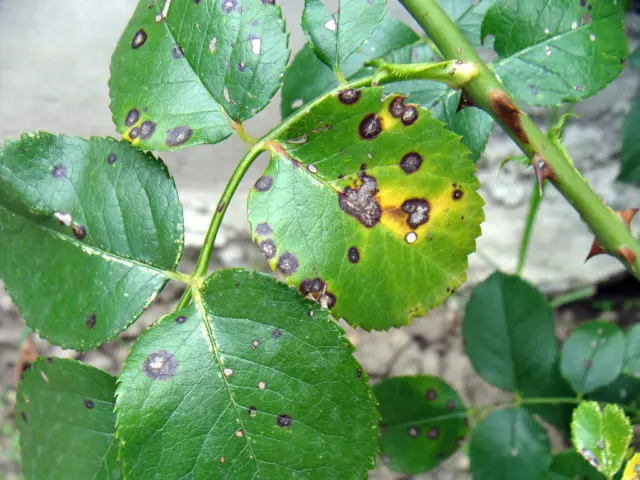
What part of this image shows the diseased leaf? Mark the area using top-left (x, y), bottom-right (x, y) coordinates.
top-left (550, 450), bottom-right (606, 480)
top-left (463, 272), bottom-right (556, 392)
top-left (618, 97), bottom-right (640, 183)
top-left (469, 408), bottom-right (551, 480)
top-left (622, 453), bottom-right (640, 480)
top-left (374, 376), bottom-right (468, 475)
top-left (571, 401), bottom-right (632, 478)
top-left (484, 0), bottom-right (628, 107)
top-left (560, 321), bottom-right (625, 394)
top-left (0, 133), bottom-right (183, 350)
top-left (301, 0), bottom-right (386, 73)
top-left (116, 269), bottom-right (379, 479)
top-left (249, 87), bottom-right (483, 330)
top-left (110, 0), bottom-right (289, 150)
top-left (16, 358), bottom-right (122, 480)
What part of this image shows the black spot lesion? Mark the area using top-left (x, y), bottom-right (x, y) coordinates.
top-left (72, 224), bottom-right (87, 240)
top-left (388, 95), bottom-right (419, 126)
top-left (338, 172), bottom-right (382, 228)
top-left (107, 153), bottom-right (117, 165)
top-left (85, 313), bottom-right (96, 329)
top-left (348, 246), bottom-right (360, 264)
top-left (165, 126), bottom-right (193, 147)
top-left (141, 350), bottom-right (178, 381)
top-left (254, 176), bottom-right (273, 192)
top-left (125, 108), bottom-right (140, 127)
top-left (259, 239), bottom-right (277, 259)
top-left (453, 188), bottom-right (463, 200)
top-left (255, 223), bottom-right (272, 235)
top-left (140, 121), bottom-right (157, 140)
top-left (172, 45), bottom-right (184, 59)
top-left (51, 163), bottom-right (67, 179)
top-left (276, 414), bottom-right (293, 428)
top-left (338, 89), bottom-right (361, 105)
top-left (400, 152), bottom-right (422, 174)
top-left (389, 96), bottom-right (407, 118)
top-left (277, 252), bottom-right (299, 275)
top-left (299, 277), bottom-right (336, 309)
top-left (221, 0), bottom-right (238, 13)
top-left (84, 399), bottom-right (95, 409)
top-left (402, 199), bottom-right (430, 228)
top-left (359, 114), bottom-right (382, 140)
top-left (131, 29), bottom-right (147, 49)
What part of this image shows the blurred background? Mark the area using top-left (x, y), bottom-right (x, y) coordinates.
top-left (1, 1), bottom-right (640, 478)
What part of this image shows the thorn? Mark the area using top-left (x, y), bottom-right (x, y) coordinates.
top-left (585, 208), bottom-right (639, 262)
top-left (618, 208), bottom-right (639, 228)
top-left (618, 247), bottom-right (637, 265)
top-left (532, 153), bottom-right (556, 193)
top-left (488, 89), bottom-right (529, 145)
top-left (456, 90), bottom-right (475, 112)
top-left (586, 240), bottom-right (607, 260)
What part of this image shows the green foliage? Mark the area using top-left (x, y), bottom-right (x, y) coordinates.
top-left (560, 321), bottom-right (625, 394)
top-left (618, 97), bottom-right (640, 183)
top-left (0, 133), bottom-right (183, 350)
top-left (248, 87), bottom-right (483, 330)
top-left (16, 358), bottom-right (121, 479)
top-left (571, 401), bottom-right (632, 478)
top-left (374, 376), bottom-right (468, 475)
top-left (116, 269), bottom-right (378, 479)
top-left (110, 0), bottom-right (289, 150)
top-left (549, 450), bottom-right (605, 480)
top-left (624, 323), bottom-right (640, 378)
top-left (483, 0), bottom-right (628, 107)
top-left (469, 408), bottom-right (551, 480)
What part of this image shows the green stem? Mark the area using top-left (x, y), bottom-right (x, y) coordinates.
top-left (400, 0), bottom-right (640, 279)
top-left (549, 285), bottom-right (596, 309)
top-left (516, 179), bottom-right (546, 276)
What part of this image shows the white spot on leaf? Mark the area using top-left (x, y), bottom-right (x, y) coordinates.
top-left (324, 18), bottom-right (337, 31)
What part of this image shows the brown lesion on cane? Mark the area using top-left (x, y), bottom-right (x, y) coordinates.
top-left (532, 153), bottom-right (557, 192)
top-left (488, 89), bottom-right (529, 145)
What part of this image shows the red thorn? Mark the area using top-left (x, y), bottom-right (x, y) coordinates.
top-left (618, 247), bottom-right (637, 265)
top-left (456, 90), bottom-right (475, 112)
top-left (586, 240), bottom-right (607, 261)
top-left (532, 153), bottom-right (556, 193)
top-left (585, 208), bottom-right (638, 262)
top-left (618, 208), bottom-right (639, 228)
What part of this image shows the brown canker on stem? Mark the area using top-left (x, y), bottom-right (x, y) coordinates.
top-left (586, 208), bottom-right (639, 262)
top-left (488, 89), bottom-right (529, 145)
top-left (532, 153), bottom-right (556, 193)
top-left (456, 90), bottom-right (475, 112)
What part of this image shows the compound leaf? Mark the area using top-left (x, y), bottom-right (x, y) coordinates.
top-left (0, 133), bottom-right (183, 350)
top-left (469, 408), bottom-right (551, 480)
top-left (16, 358), bottom-right (121, 480)
top-left (618, 97), bottom-right (640, 183)
top-left (374, 376), bottom-right (469, 475)
top-left (484, 0), bottom-right (628, 107)
top-left (571, 401), bottom-right (632, 478)
top-left (560, 321), bottom-right (625, 394)
top-left (116, 269), bottom-right (378, 479)
top-left (249, 87), bottom-right (483, 330)
top-left (301, 0), bottom-right (386, 73)
top-left (463, 272), bottom-right (557, 392)
top-left (110, 0), bottom-right (289, 150)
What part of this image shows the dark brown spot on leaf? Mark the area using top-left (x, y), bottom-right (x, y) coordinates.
top-left (259, 239), bottom-right (277, 259)
top-left (221, 0), bottom-right (238, 13)
top-left (107, 153), bottom-right (117, 165)
top-left (165, 126), bottom-right (193, 147)
top-left (400, 152), bottom-right (422, 174)
top-left (125, 108), bottom-right (140, 127)
top-left (20, 411), bottom-right (27, 423)
top-left (277, 414), bottom-right (293, 428)
top-left (86, 314), bottom-right (96, 329)
top-left (175, 316), bottom-right (187, 324)
top-left (172, 45), bottom-right (184, 58)
top-left (248, 406), bottom-right (257, 417)
top-left (132, 29), bottom-right (147, 49)
top-left (277, 252), bottom-right (299, 275)
top-left (359, 114), bottom-right (382, 140)
top-left (401, 106), bottom-right (418, 126)
top-left (129, 127), bottom-right (140, 140)
top-left (338, 88), bottom-right (361, 105)
top-left (426, 388), bottom-right (437, 400)
top-left (402, 199), bottom-right (430, 228)
top-left (140, 121), bottom-right (157, 140)
top-left (272, 329), bottom-right (282, 339)
top-left (453, 189), bottom-right (463, 200)
top-left (300, 278), bottom-right (325, 295)
top-left (72, 224), bottom-right (87, 240)
top-left (356, 367), bottom-right (362, 378)
top-left (348, 246), bottom-right (360, 264)
top-left (141, 350), bottom-right (178, 381)
top-left (255, 176), bottom-right (273, 192)
top-left (84, 399), bottom-right (94, 409)
top-left (428, 426), bottom-right (440, 439)
top-left (255, 223), bottom-right (272, 235)
top-left (51, 163), bottom-right (67, 179)
top-left (389, 96), bottom-right (406, 118)
top-left (338, 173), bottom-right (381, 228)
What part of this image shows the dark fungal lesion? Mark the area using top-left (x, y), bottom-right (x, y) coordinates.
top-left (338, 172), bottom-right (382, 228)
top-left (165, 126), bottom-right (193, 147)
top-left (141, 349), bottom-right (178, 381)
top-left (259, 239), bottom-right (277, 259)
top-left (402, 198), bottom-right (430, 229)
top-left (254, 175), bottom-right (273, 192)
top-left (299, 277), bottom-right (336, 309)
top-left (358, 114), bottom-right (382, 140)
top-left (338, 88), bottom-right (361, 105)
top-left (131, 29), bottom-right (147, 49)
top-left (276, 252), bottom-right (299, 275)
top-left (399, 152), bottom-right (422, 174)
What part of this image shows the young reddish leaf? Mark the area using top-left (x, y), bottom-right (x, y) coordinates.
top-left (116, 269), bottom-right (378, 479)
top-left (248, 87), bottom-right (483, 330)
top-left (374, 376), bottom-right (469, 475)
top-left (110, 0), bottom-right (289, 150)
top-left (0, 133), bottom-right (183, 350)
top-left (16, 358), bottom-right (122, 480)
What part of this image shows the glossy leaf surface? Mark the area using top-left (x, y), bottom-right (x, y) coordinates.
top-left (550, 450), bottom-right (605, 480)
top-left (571, 401), bottom-right (632, 478)
top-left (618, 97), bottom-right (640, 183)
top-left (16, 358), bottom-right (121, 480)
top-left (484, 0), bottom-right (628, 106)
top-left (0, 133), bottom-right (183, 349)
top-left (439, 0), bottom-right (494, 47)
top-left (560, 321), bottom-right (625, 394)
top-left (249, 87), bottom-right (483, 330)
top-left (624, 323), bottom-right (640, 378)
top-left (116, 269), bottom-right (378, 479)
top-left (374, 376), bottom-right (468, 475)
top-left (110, 0), bottom-right (289, 150)
top-left (469, 408), bottom-right (551, 480)
top-left (463, 272), bottom-right (556, 392)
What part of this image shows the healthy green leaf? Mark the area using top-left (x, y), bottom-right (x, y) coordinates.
top-left (590, 374), bottom-right (640, 408)
top-left (439, 0), bottom-right (494, 47)
top-left (374, 376), bottom-right (468, 475)
top-left (0, 133), bottom-right (183, 350)
top-left (550, 450), bottom-right (605, 480)
top-left (110, 0), bottom-right (289, 151)
top-left (571, 401), bottom-right (632, 477)
top-left (16, 358), bottom-right (121, 480)
top-left (483, 0), bottom-right (628, 107)
top-left (469, 408), bottom-right (551, 480)
top-left (301, 0), bottom-right (386, 73)
top-left (560, 321), bottom-right (625, 394)
top-left (617, 97), bottom-right (640, 183)
top-left (624, 323), bottom-right (640, 378)
top-left (463, 272), bottom-right (556, 392)
top-left (248, 87), bottom-right (483, 330)
top-left (116, 269), bottom-right (378, 479)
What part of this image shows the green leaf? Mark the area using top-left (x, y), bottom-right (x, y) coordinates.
top-left (0, 133), bottom-right (183, 350)
top-left (560, 321), bottom-right (625, 394)
top-left (630, 46), bottom-right (640, 68)
top-left (590, 374), bottom-right (640, 408)
top-left (301, 0), bottom-right (386, 73)
top-left (622, 453), bottom-right (640, 480)
top-left (110, 0), bottom-right (289, 151)
top-left (248, 87), bottom-right (483, 330)
top-left (16, 358), bottom-right (121, 480)
top-left (116, 269), bottom-right (378, 479)
top-left (374, 376), bottom-right (469, 475)
top-left (463, 272), bottom-right (556, 392)
top-left (484, 0), bottom-right (628, 107)
top-left (624, 323), bottom-right (640, 378)
top-left (617, 97), bottom-right (640, 183)
top-left (571, 401), bottom-right (632, 477)
top-left (550, 450), bottom-right (606, 480)
top-left (469, 408), bottom-right (551, 480)
top-left (439, 0), bottom-right (494, 47)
